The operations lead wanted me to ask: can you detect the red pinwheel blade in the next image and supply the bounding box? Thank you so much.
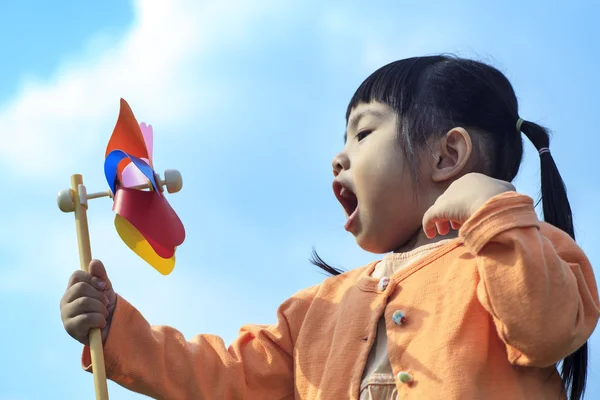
[112,187,185,255]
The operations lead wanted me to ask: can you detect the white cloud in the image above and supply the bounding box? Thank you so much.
[0,0,302,339]
[0,0,289,178]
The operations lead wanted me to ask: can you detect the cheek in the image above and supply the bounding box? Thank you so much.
[352,146,417,211]
[366,175,422,232]
[364,169,413,209]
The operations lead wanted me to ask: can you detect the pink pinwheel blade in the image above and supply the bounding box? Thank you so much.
[121,158,152,188]
[139,123,153,162]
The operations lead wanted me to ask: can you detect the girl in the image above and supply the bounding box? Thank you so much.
[60,55,600,399]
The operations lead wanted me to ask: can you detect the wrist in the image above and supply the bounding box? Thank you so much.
[469,183,516,217]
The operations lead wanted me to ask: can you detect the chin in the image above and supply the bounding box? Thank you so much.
[355,233,396,254]
[355,225,417,254]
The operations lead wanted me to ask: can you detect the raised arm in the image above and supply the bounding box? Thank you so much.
[460,192,600,367]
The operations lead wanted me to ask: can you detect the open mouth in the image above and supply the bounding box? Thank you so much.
[333,181,358,218]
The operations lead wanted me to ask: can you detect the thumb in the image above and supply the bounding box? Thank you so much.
[89,259,111,285]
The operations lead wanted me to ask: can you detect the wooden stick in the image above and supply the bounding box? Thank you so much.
[71,174,110,400]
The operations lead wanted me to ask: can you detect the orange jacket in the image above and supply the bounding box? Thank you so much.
[82,192,600,399]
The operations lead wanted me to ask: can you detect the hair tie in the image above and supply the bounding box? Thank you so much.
[538,147,550,156]
[516,118,524,132]
[517,118,550,156]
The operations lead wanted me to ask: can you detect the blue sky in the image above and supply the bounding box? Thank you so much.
[1,1,599,399]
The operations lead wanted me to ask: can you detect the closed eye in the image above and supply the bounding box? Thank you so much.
[357,130,372,142]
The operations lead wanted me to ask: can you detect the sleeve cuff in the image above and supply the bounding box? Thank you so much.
[81,293,134,377]
[459,191,540,254]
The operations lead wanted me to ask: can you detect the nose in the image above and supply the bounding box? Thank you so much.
[332,152,349,176]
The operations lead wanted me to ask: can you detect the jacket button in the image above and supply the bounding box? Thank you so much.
[397,371,413,383]
[378,277,390,291]
[392,310,407,326]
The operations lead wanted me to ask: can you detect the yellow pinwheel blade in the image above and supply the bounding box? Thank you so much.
[114,214,175,275]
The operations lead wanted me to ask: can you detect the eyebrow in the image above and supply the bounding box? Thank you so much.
[344,109,385,143]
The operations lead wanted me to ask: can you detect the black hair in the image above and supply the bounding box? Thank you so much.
[311,55,586,400]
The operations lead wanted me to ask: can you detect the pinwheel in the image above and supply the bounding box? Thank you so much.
[57,98,185,399]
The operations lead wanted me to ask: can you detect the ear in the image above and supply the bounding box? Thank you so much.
[430,127,473,182]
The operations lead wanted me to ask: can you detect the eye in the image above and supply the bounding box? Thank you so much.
[357,130,372,142]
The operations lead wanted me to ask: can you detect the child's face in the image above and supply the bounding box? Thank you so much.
[332,101,432,253]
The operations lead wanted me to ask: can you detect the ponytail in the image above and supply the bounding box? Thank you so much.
[519,119,587,400]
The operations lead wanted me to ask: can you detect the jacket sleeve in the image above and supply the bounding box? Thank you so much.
[81,284,319,400]
[459,191,600,367]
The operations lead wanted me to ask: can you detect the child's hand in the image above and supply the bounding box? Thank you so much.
[422,173,515,238]
[60,259,117,345]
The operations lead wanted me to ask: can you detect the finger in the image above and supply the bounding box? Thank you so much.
[63,281,107,305]
[424,223,437,239]
[435,221,451,236]
[66,313,107,337]
[63,296,108,320]
[422,206,439,239]
[89,259,111,289]
[67,270,91,289]
[67,269,106,292]
[450,221,462,230]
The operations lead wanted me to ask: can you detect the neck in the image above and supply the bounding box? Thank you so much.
[392,227,458,253]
